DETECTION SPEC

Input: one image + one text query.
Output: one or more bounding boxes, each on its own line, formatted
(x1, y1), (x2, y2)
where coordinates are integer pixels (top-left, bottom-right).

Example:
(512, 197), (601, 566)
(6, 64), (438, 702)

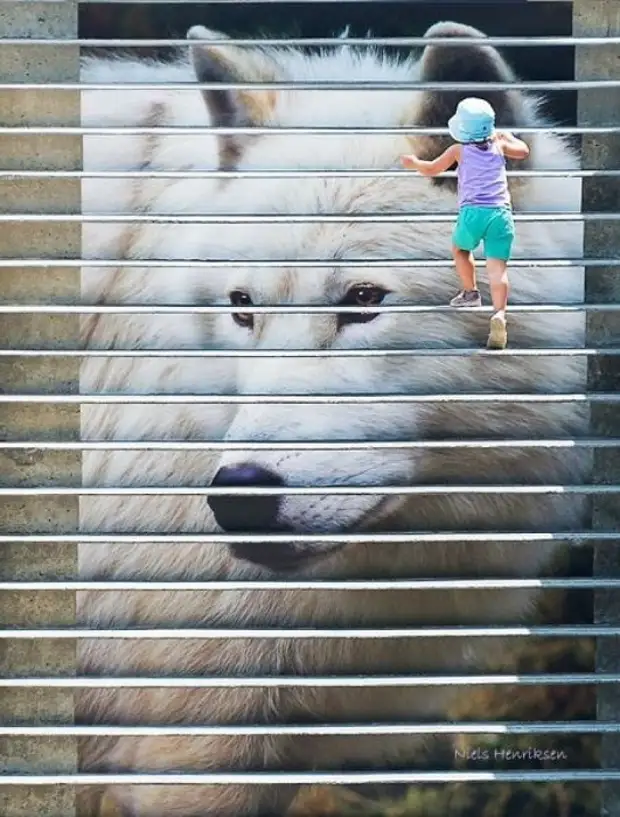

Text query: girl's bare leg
(452, 245), (477, 290)
(450, 246), (482, 307)
(486, 257), (510, 349)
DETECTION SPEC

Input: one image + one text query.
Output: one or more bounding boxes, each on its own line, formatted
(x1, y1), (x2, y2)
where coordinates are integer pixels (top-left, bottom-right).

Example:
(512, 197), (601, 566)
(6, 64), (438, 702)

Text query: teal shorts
(452, 205), (515, 261)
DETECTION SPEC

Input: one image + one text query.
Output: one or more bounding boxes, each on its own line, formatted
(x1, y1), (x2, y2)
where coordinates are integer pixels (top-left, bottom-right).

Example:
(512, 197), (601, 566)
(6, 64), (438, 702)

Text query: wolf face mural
(77, 19), (587, 816)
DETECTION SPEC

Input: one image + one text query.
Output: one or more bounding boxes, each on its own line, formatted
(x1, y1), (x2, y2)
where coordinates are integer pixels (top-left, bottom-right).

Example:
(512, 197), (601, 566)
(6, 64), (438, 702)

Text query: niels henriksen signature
(455, 746), (569, 763)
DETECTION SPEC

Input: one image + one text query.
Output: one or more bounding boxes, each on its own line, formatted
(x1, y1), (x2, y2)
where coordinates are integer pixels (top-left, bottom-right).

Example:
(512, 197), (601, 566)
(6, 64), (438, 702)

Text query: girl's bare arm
(401, 144), (461, 176)
(496, 131), (530, 160)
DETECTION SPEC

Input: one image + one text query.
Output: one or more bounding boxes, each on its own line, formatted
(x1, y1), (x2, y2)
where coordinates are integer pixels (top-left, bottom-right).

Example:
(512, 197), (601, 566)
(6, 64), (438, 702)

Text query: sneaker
(487, 313), (508, 350)
(449, 289), (482, 308)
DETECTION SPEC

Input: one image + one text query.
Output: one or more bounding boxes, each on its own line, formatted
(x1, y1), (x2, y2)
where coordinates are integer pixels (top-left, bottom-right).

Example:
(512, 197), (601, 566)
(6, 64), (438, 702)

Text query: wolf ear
(188, 25), (282, 170)
(408, 21), (533, 187)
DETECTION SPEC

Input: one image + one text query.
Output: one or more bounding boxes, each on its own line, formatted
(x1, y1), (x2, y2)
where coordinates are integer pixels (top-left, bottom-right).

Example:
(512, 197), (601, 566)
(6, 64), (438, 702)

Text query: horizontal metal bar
(2, 125), (619, 137)
(0, 532), (615, 545)
(4, 36), (620, 47)
(1, 349), (617, 360)
(0, 532), (614, 548)
(1, 439), (617, 452)
(0, 303), (607, 319)
(1, 80), (619, 92)
(1, 770), (619, 786)
(0, 213), (617, 225)
(1, 673), (617, 690)
(1, 393), (616, 405)
(0, 258), (611, 271)
(62, 0), (610, 5)
(71, 0), (541, 4)
(0, 486), (617, 498)
(0, 722), (615, 738)
(1, 625), (618, 639)
(64, 0), (601, 5)
(0, 304), (616, 316)
(72, 0), (550, 4)
(1, 170), (618, 181)
(1, 578), (619, 592)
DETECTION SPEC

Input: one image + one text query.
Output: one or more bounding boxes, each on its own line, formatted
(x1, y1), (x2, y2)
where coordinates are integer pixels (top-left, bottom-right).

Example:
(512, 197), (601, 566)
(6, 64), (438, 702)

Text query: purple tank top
(457, 141), (510, 208)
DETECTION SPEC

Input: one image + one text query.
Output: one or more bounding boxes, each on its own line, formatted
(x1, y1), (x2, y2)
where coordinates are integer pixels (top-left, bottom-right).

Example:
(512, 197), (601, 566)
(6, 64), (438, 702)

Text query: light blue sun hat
(448, 97), (496, 143)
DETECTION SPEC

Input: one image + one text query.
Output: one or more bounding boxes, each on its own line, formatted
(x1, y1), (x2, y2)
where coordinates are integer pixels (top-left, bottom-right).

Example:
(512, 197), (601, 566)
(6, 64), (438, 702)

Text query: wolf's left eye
(229, 290), (254, 330)
(337, 284), (390, 329)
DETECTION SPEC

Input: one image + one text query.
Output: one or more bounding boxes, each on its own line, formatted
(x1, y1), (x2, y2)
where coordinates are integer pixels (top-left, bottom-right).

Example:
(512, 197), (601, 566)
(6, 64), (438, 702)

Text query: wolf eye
(337, 284), (390, 329)
(229, 290), (254, 329)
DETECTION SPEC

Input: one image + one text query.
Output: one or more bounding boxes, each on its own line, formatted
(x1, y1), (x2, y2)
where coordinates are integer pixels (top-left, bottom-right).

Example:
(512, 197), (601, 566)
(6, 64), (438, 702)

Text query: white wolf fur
(77, 20), (588, 817)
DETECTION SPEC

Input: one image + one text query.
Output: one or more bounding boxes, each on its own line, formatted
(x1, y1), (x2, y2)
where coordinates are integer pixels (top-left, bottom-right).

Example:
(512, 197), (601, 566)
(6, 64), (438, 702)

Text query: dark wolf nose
(208, 463), (284, 532)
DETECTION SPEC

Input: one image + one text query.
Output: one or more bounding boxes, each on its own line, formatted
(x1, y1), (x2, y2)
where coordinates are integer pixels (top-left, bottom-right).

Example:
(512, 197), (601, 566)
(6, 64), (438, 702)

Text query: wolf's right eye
(337, 284), (390, 330)
(229, 290), (254, 330)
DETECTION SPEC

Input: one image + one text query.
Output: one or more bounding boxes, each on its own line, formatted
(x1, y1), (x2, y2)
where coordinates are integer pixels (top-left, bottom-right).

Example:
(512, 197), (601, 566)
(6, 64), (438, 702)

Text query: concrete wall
(574, 0), (620, 814)
(0, 2), (79, 816)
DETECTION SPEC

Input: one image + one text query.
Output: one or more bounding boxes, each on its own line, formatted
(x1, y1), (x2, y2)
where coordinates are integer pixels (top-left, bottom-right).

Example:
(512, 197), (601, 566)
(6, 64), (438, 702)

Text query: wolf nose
(208, 463), (284, 532)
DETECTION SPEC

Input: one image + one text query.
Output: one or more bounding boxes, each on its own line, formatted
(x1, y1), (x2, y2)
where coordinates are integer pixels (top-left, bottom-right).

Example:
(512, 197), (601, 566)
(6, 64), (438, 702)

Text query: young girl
(400, 97), (530, 350)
